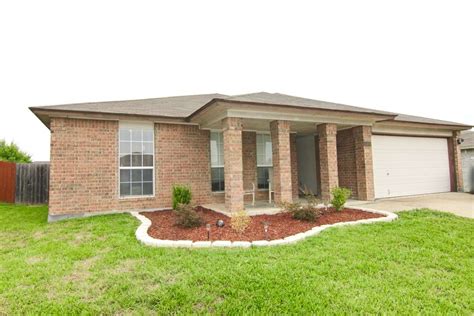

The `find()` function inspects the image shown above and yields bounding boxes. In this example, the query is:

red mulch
[141,206,384,242]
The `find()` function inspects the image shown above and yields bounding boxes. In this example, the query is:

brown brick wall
[336,127,375,200]
[353,126,374,200]
[49,118,218,215]
[336,129,358,197]
[155,123,214,206]
[49,118,119,215]
[49,117,302,216]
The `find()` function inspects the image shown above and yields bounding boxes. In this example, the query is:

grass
[0,204,473,314]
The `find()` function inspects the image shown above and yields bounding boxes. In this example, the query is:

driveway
[349,192,474,219]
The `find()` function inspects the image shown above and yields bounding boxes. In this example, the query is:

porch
[192,99,383,212]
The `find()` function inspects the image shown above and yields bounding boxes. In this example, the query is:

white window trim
[210,131,225,192]
[118,121,155,199]
[257,133,273,167]
[257,133,273,190]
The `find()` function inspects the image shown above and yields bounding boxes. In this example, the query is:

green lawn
[0,204,473,314]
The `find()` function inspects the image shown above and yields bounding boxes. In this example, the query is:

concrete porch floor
[203,198,320,216]
[202,201,283,216]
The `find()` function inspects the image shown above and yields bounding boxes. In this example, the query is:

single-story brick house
[30,92,471,221]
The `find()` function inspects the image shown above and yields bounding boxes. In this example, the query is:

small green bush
[172,185,192,209]
[331,187,352,211]
[173,204,203,228]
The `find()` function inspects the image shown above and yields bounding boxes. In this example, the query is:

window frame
[118,122,155,199]
[210,131,225,193]
[256,133,273,190]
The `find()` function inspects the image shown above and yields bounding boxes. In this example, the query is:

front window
[210,131,225,192]
[257,134,273,189]
[119,123,154,197]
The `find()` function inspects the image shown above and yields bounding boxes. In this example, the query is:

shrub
[304,193,321,208]
[172,185,192,209]
[292,207,318,222]
[281,199,322,222]
[230,210,251,233]
[173,204,203,228]
[280,201,302,214]
[331,187,352,211]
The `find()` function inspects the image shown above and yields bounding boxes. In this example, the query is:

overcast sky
[0,0,472,161]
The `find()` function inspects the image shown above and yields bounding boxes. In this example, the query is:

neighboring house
[460,130,474,193]
[30,92,471,221]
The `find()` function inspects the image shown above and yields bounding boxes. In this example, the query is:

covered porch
[190,98,389,212]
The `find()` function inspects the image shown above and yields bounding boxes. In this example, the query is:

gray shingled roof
[30,92,471,128]
[31,94,227,118]
[221,92,395,116]
[394,113,471,127]
[461,130,474,149]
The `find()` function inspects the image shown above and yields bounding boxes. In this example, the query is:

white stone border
[130,207,398,248]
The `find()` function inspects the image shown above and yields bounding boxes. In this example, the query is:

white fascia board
[225,108,375,126]
[373,122,453,137]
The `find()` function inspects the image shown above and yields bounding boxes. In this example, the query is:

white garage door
[372,135,451,199]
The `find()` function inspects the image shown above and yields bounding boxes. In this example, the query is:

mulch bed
[141,206,385,242]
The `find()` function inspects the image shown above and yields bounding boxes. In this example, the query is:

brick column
[290,133,299,200]
[270,120,293,203]
[317,123,339,202]
[222,117,244,212]
[353,126,375,200]
[242,131,257,203]
[448,131,464,192]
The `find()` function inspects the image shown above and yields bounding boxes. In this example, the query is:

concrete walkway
[349,192,474,219]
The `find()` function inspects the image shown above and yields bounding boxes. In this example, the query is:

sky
[0,0,473,161]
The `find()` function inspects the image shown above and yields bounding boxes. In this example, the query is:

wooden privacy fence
[0,161,16,203]
[0,162,50,204]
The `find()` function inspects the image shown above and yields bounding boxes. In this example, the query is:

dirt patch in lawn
[141,207,384,242]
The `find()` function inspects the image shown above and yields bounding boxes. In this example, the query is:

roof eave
[29,107,189,129]
[391,119,473,130]
[186,98,398,122]
[29,107,51,129]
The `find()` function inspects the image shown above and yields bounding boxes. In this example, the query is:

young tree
[0,139,32,163]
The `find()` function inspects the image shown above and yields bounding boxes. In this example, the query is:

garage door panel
[372,135,451,198]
